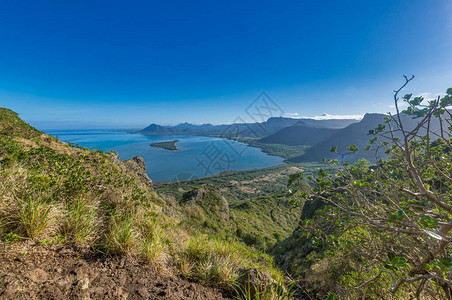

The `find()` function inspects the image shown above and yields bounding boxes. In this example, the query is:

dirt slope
[0,242,228,300]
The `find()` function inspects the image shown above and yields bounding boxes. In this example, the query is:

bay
[47,130,285,183]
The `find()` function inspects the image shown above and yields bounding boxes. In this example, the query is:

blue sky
[0,0,451,129]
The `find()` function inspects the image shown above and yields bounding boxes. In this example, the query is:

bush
[288,78,452,297]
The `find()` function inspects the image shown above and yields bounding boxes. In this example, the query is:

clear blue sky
[0,0,451,129]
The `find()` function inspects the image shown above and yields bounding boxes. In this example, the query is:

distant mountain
[296,112,449,163]
[290,113,389,163]
[259,123,337,146]
[139,117,302,138]
[140,112,442,164]
[296,118,360,129]
[172,122,216,131]
[264,117,301,130]
[140,123,179,135]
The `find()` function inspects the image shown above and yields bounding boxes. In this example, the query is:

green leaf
[287,173,302,187]
[347,144,359,153]
[438,257,452,269]
[402,106,415,115]
[403,93,412,101]
[326,291,337,300]
[388,252,395,261]
[409,96,423,106]
[440,95,452,107]
[395,257,407,267]
[388,213,397,222]
[383,264,397,271]
[420,215,439,228]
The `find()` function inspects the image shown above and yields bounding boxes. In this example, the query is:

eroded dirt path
[0,242,229,300]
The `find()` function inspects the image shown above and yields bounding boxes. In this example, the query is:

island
[150,139,180,151]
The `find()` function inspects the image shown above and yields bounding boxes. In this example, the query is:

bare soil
[0,242,229,300]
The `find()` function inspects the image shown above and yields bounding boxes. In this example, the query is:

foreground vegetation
[0,107,294,299]
[281,79,452,298]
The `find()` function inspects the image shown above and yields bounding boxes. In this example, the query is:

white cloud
[419,92,445,99]
[283,112,300,117]
[300,113,364,120]
[389,102,408,109]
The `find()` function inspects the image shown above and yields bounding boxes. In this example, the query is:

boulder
[108,152,153,190]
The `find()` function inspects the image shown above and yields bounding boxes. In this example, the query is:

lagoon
[47,130,285,182]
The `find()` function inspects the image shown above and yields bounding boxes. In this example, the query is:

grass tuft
[16,196,59,239]
[62,196,99,245]
[230,275,297,300]
[105,212,138,256]
[140,217,167,269]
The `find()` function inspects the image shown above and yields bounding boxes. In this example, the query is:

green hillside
[156,163,324,250]
[259,124,336,146]
[0,107,296,299]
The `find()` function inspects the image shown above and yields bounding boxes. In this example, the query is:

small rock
[114,287,128,300]
[137,287,149,298]
[27,268,48,283]
[79,277,90,290]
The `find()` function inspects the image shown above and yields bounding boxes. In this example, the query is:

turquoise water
[47,130,284,183]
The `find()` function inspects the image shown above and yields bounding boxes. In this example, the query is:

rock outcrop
[108,152,153,190]
[180,184,229,221]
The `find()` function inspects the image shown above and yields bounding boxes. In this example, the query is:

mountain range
[140,117,356,139]
[139,113,440,163]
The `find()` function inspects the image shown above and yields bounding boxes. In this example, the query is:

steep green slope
[0,107,292,298]
[259,124,336,146]
[291,113,387,163]
[156,163,324,250]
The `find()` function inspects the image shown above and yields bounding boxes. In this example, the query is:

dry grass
[104,212,139,256]
[140,217,168,270]
[16,196,61,239]
[178,235,284,290]
[0,166,61,239]
[62,196,100,245]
